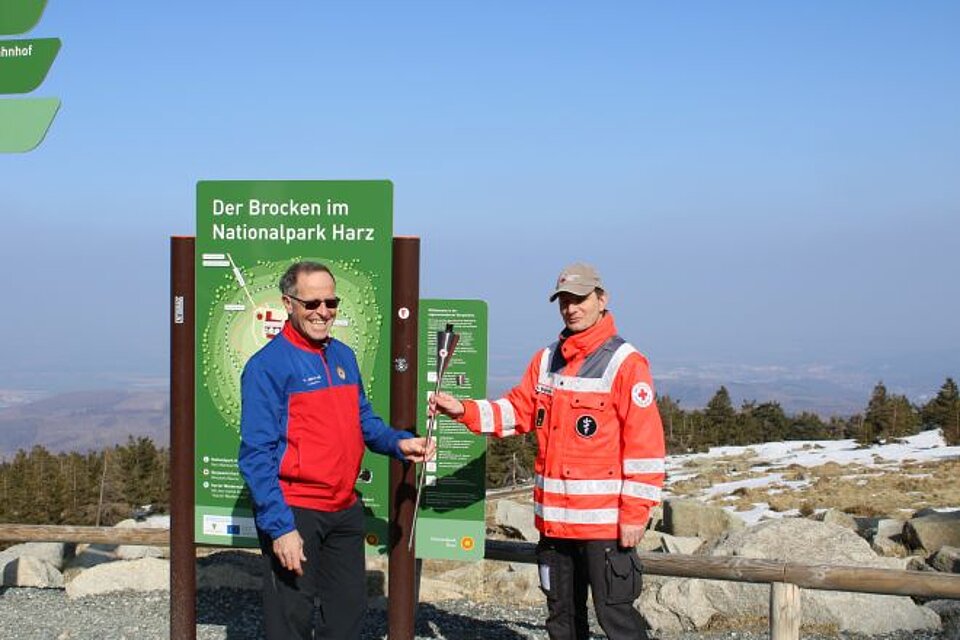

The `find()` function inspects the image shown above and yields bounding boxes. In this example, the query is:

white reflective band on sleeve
[476,400,495,433]
[623,458,666,474]
[543,343,639,394]
[535,502,620,525]
[536,474,622,496]
[536,347,555,387]
[621,480,662,501]
[495,399,517,436]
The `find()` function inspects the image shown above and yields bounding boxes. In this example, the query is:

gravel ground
[0,587,952,640]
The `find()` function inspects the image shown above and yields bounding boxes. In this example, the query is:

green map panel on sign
[199,254,384,431]
[0,0,47,36]
[0,38,61,94]
[0,97,58,152]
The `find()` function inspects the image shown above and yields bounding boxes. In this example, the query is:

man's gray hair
[279,261,335,296]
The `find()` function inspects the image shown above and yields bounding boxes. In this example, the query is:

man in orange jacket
[430,262,665,640]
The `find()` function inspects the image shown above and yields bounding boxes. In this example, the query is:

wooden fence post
[770,581,801,640]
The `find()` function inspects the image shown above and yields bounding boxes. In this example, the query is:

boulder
[638,530,667,553]
[660,534,704,555]
[660,498,745,540]
[875,518,906,541]
[903,511,960,554]
[65,558,169,598]
[872,536,909,558]
[929,546,960,574]
[0,555,64,588]
[637,530,702,554]
[197,550,263,591]
[639,519,939,635]
[495,500,538,542]
[926,600,960,639]
[813,509,857,531]
[114,516,169,560]
[0,542,72,570]
[434,559,541,604]
[63,544,117,579]
[418,576,469,601]
[486,562,542,604]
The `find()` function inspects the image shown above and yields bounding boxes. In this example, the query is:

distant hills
[0,357,950,457]
[0,389,168,457]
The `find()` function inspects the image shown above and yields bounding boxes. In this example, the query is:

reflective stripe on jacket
[459,312,665,540]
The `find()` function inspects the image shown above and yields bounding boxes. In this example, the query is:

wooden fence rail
[3,524,960,640]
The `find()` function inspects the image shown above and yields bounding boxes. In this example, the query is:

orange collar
[558,312,617,360]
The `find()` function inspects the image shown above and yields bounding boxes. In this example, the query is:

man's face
[557,289,607,333]
[283,270,337,343]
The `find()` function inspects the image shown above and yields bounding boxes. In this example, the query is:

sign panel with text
[415,300,487,561]
[194,180,393,550]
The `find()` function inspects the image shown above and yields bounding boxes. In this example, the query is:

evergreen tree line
[2,378,956,518]
[485,377,960,488]
[0,436,169,527]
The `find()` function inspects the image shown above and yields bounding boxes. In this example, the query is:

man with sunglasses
[430,262,665,640]
[239,260,434,640]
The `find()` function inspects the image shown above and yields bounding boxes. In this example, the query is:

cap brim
[549,283,596,301]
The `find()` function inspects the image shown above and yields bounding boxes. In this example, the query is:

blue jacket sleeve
[357,375,412,461]
[237,355,296,540]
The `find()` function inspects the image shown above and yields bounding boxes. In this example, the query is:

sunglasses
[287,294,341,310]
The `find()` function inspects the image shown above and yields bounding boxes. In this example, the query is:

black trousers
[536,537,649,640]
[257,500,367,640]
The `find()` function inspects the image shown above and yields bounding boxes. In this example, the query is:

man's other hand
[399,436,437,463]
[619,523,645,549]
[428,391,465,419]
[272,530,307,576]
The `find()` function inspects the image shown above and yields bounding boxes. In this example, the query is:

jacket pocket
[605,549,642,604]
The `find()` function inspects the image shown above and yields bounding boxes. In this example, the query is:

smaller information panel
[415,300,487,561]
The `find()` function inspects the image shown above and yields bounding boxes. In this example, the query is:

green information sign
[0,0,47,36]
[0,97,59,152]
[0,38,60,93]
[415,300,487,561]
[194,180,394,550]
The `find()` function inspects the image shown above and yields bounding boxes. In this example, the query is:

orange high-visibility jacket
[458,312,665,540]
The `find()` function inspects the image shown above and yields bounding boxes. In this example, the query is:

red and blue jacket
[238,322,412,540]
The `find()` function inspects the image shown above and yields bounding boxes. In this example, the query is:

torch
[409,323,459,551]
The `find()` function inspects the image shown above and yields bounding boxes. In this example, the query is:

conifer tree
[922,377,960,445]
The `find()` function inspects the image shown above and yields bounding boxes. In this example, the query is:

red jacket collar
[559,312,617,360]
[281,321,329,354]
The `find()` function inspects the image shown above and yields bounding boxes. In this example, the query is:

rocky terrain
[1,430,959,638]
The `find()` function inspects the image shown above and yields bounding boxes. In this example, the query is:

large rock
[903,511,960,554]
[926,600,960,639]
[638,530,702,554]
[0,542,72,570]
[114,517,169,560]
[639,519,940,635]
[495,500,538,542]
[435,560,542,605]
[197,550,263,591]
[813,509,857,531]
[0,555,64,588]
[929,546,960,574]
[65,558,169,598]
[660,499,745,540]
[418,576,469,601]
[63,543,117,580]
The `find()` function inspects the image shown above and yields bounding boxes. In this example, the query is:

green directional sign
[0,0,47,36]
[0,39,61,94]
[194,180,394,550]
[0,97,59,152]
[415,300,488,561]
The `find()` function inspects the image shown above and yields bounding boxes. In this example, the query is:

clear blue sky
[2,2,958,399]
